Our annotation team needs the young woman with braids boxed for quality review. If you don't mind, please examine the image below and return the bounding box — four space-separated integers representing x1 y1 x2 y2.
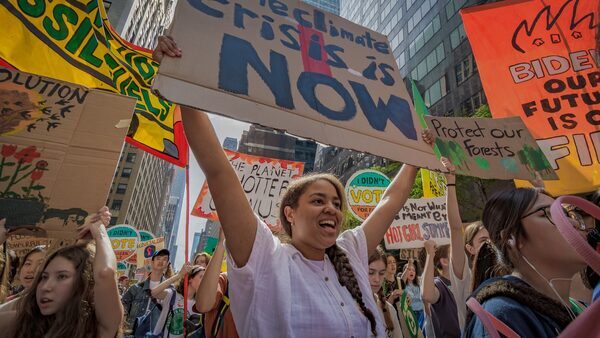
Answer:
369 247 406 338
153 36 420 337
463 188 591 337
0 207 123 338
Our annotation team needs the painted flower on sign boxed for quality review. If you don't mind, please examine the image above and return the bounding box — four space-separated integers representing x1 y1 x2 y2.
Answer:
30 169 44 181
14 146 41 164
0 145 48 202
1 144 17 157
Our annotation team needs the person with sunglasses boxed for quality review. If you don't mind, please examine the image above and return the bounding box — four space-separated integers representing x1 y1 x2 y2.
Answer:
463 188 591 337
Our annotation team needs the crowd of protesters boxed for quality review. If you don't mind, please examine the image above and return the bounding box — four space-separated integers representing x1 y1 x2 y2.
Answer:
0 35 597 338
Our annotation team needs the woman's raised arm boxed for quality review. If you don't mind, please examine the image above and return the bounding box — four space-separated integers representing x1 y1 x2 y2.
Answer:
153 36 258 267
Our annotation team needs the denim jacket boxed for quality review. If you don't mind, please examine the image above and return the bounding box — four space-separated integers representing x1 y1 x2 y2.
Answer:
122 278 164 334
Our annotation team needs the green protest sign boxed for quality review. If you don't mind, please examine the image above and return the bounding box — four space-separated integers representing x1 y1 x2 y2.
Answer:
400 291 419 338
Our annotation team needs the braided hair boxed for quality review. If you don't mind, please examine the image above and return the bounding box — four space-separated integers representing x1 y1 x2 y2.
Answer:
327 245 378 336
280 173 378 336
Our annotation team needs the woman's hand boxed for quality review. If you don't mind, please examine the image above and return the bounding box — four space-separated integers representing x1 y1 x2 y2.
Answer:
424 240 437 256
77 207 110 240
178 262 192 279
422 129 435 147
387 289 403 303
153 36 181 63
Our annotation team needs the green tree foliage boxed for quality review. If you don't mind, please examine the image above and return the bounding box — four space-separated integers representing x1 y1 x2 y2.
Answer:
473 104 492 118
342 208 362 231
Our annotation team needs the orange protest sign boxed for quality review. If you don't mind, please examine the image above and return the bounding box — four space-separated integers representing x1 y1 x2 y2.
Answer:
192 149 304 231
461 0 599 195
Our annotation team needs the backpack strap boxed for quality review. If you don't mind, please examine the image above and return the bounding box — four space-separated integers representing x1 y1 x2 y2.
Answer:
211 281 230 338
467 297 520 338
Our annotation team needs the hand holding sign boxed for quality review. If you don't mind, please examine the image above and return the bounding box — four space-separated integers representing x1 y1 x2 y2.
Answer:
178 262 193 279
424 239 437 256
77 207 111 241
153 36 181 63
421 129 435 147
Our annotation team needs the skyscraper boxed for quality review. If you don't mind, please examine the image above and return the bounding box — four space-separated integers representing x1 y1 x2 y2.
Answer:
105 1 177 236
340 0 490 118
302 0 340 15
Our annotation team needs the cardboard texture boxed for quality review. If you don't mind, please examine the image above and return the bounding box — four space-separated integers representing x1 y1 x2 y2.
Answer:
425 115 558 180
153 0 442 169
192 149 304 230
0 67 135 239
384 197 449 250
461 0 599 194
345 169 390 221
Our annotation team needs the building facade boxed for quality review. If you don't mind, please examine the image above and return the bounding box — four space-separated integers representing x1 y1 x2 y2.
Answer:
340 0 491 118
302 0 340 14
105 1 177 237
313 146 388 184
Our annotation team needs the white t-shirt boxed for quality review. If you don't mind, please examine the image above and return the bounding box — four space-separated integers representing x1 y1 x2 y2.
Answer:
159 290 200 338
448 253 472 329
226 217 386 338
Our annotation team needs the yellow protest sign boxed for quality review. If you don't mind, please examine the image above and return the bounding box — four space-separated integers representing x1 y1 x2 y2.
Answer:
0 0 187 166
421 169 447 198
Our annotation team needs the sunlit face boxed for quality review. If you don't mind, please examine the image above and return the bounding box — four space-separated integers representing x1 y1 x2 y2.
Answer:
519 194 586 270
386 255 397 275
467 228 490 256
19 251 45 290
189 270 205 292
151 255 169 272
285 180 343 251
369 259 387 294
36 256 77 316
406 264 416 282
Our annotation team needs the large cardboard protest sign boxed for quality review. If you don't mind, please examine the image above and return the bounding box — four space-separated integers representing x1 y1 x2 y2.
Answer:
0 0 188 167
384 197 450 250
345 169 390 221
192 149 304 229
137 237 165 269
153 0 441 170
0 68 135 238
425 116 558 180
461 0 599 194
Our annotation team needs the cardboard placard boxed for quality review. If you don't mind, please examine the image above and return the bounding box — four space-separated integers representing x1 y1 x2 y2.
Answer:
461 0 599 194
425 116 558 180
153 0 442 170
0 67 135 238
345 169 390 221
384 197 450 250
192 149 304 230
137 237 165 269
5 235 53 259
